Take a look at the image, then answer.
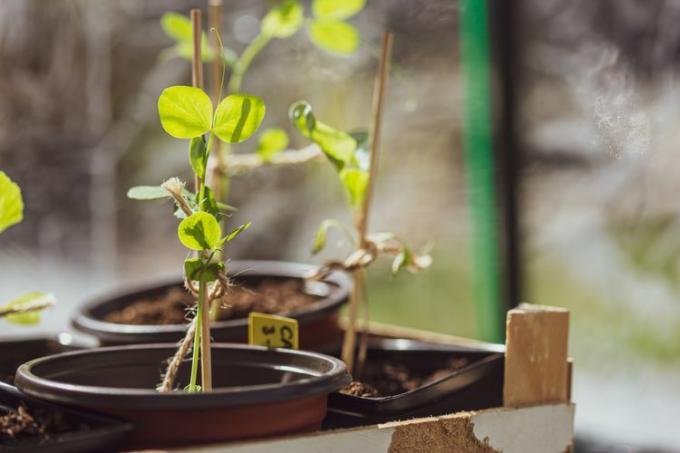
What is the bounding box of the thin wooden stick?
[341,31,394,374]
[190,8,212,392]
[191,8,204,194]
[208,0,225,201]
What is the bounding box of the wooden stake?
[190,8,212,392]
[208,0,225,200]
[341,31,394,374]
[503,304,570,407]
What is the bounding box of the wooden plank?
[503,304,570,407]
[166,404,574,453]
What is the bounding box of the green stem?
[227,32,271,94]
[188,297,202,392]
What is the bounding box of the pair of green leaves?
[160,12,237,65]
[178,211,251,252]
[262,0,364,55]
[289,101,369,208]
[158,86,265,145]
[0,171,23,234]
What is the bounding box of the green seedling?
[128,85,264,392]
[289,101,431,274]
[289,99,431,374]
[160,0,366,200]
[0,171,55,324]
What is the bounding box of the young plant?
[128,86,264,392]
[0,171,55,324]
[159,0,366,200]
[289,100,431,373]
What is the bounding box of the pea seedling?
[289,33,431,374]
[128,84,265,391]
[0,171,55,324]
[159,0,366,200]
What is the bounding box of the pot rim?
[15,343,351,409]
[71,260,351,341]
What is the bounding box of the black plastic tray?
[323,338,504,428]
[0,380,132,452]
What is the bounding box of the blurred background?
[1,0,679,450]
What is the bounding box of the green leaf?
[311,219,353,255]
[0,171,23,234]
[184,258,223,282]
[261,0,304,38]
[189,136,208,180]
[161,12,192,42]
[289,101,356,169]
[213,94,266,143]
[392,248,413,276]
[162,13,215,62]
[313,0,365,20]
[256,128,289,162]
[308,19,360,55]
[339,167,368,207]
[224,222,251,242]
[127,185,171,200]
[178,211,222,251]
[1,292,54,325]
[349,130,370,171]
[158,86,213,139]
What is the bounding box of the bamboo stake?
[190,8,212,392]
[208,0,225,201]
[341,31,394,374]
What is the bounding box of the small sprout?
[256,128,289,162]
[0,171,23,234]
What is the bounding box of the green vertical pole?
[460,0,504,342]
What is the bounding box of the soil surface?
[341,356,471,397]
[0,404,76,445]
[104,278,321,325]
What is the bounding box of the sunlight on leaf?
[308,19,359,55]
[178,211,222,251]
[256,128,289,161]
[261,0,304,38]
[313,0,365,20]
[0,171,23,234]
[213,94,266,143]
[158,86,213,139]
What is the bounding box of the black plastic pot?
[15,343,351,449]
[72,260,351,350]
[0,380,131,452]
[324,338,504,428]
[0,335,93,385]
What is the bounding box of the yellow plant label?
[248,312,299,349]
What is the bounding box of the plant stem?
[199,277,213,391]
[191,9,204,193]
[227,32,271,94]
[188,299,202,392]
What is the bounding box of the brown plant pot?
[71,261,351,350]
[15,344,351,449]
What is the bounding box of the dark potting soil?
[341,356,471,397]
[0,404,83,446]
[104,278,320,325]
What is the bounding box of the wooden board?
[503,304,570,407]
[166,404,574,453]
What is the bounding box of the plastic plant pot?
[72,261,351,350]
[15,343,351,449]
[324,338,504,429]
[0,380,132,452]
[0,335,94,385]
